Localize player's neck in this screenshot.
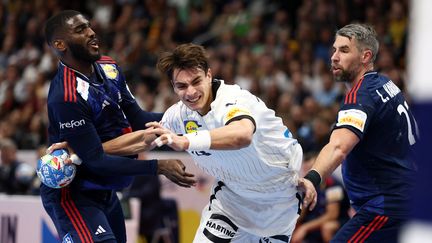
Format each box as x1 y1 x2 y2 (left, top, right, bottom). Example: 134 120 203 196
351 63 374 86
61 57 93 77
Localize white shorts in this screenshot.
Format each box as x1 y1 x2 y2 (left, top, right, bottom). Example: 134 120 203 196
192 191 298 243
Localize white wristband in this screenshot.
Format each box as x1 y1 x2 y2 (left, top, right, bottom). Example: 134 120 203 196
184 130 211 151
70 154 82 165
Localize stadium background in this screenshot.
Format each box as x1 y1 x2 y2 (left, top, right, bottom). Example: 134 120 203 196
0 0 422 243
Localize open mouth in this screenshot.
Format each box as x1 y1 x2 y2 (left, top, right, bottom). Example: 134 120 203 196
187 96 201 104
88 38 99 49
331 66 342 72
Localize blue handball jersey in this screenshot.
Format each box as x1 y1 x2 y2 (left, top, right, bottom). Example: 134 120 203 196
334 71 418 218
47 56 139 190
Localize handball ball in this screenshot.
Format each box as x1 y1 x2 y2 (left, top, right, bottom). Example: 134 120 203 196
36 149 76 188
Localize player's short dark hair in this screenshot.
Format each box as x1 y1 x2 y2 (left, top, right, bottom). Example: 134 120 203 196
336 23 379 62
44 10 82 45
157 43 210 80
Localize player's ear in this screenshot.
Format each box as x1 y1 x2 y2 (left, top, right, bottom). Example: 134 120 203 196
362 50 373 64
206 68 212 79
53 39 66 52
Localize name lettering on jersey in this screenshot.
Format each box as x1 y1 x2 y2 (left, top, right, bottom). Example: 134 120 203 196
184 120 201 134
59 119 86 129
223 107 251 123
336 109 367 132
76 77 89 101
101 64 119 79
205 221 236 237
376 80 401 103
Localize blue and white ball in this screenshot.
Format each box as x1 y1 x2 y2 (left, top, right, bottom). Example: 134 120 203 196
36 149 76 188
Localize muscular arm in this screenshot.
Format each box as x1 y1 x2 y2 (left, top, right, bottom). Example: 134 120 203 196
311 128 359 179
146 118 255 151
102 129 157 156
65 126 158 176
208 119 255 149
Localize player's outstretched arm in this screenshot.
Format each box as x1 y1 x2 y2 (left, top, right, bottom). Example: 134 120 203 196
309 128 359 180
47 128 159 158
101 128 158 155
146 118 255 151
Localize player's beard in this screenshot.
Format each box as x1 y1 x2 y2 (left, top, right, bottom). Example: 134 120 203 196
333 63 361 83
68 42 101 63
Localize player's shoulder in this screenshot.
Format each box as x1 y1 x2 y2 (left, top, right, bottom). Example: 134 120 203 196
344 71 386 105
48 63 91 105
96 55 117 65
215 80 255 104
362 72 390 90
164 101 185 117
95 56 123 81
48 64 80 104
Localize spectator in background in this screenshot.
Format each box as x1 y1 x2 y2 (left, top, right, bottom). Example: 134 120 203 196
0 138 35 194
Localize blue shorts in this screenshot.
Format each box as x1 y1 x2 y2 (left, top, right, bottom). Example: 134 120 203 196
41 184 126 243
331 209 406 243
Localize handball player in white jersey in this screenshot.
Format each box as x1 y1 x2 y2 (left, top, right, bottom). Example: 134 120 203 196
147 43 317 243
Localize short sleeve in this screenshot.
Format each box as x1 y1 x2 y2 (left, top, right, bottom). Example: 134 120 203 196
218 91 257 129
334 89 376 139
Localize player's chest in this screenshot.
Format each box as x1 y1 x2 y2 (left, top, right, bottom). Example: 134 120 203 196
87 82 123 116
180 111 221 134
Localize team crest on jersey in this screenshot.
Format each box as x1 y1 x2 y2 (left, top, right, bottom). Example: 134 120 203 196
184 120 200 134
101 64 118 79
336 109 367 132
224 107 251 123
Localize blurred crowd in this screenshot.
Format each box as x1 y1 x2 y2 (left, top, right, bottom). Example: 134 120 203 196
0 0 409 154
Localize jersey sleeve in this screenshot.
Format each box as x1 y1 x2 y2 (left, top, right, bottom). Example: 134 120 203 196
333 89 376 139
49 100 94 138
48 100 158 176
217 90 257 131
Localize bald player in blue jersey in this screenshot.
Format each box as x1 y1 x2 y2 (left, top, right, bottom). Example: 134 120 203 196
302 24 418 242
42 10 195 243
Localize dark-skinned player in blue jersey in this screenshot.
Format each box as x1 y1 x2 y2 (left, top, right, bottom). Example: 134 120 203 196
42 10 196 243
302 24 418 242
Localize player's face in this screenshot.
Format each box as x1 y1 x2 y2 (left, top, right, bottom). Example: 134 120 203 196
63 14 100 63
330 35 363 83
172 68 213 115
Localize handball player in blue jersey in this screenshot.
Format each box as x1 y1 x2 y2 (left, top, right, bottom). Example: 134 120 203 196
302 24 418 242
42 10 196 243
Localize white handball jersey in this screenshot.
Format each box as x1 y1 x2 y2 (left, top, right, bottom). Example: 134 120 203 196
161 80 302 235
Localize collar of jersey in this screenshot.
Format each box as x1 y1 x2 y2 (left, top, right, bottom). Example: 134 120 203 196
363 70 378 77
60 61 104 85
